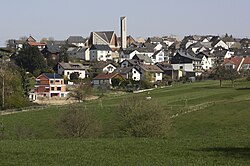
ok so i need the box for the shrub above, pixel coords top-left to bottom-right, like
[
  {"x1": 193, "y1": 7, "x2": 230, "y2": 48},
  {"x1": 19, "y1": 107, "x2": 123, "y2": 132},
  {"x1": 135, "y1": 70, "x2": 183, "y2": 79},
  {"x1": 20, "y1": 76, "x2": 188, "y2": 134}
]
[
  {"x1": 56, "y1": 105, "x2": 101, "y2": 138},
  {"x1": 116, "y1": 96, "x2": 171, "y2": 138}
]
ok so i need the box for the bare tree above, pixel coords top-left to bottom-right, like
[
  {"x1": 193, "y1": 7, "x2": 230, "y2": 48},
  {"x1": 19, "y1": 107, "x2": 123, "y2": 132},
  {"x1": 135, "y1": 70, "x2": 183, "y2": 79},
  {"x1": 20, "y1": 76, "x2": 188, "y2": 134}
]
[{"x1": 57, "y1": 105, "x2": 100, "y2": 138}]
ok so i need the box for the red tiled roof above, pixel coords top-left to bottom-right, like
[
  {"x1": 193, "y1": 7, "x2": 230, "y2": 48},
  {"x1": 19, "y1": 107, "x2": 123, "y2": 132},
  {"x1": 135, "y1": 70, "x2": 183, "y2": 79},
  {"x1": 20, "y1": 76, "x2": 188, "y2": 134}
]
[
  {"x1": 93, "y1": 72, "x2": 122, "y2": 80},
  {"x1": 223, "y1": 57, "x2": 243, "y2": 70},
  {"x1": 242, "y1": 57, "x2": 250, "y2": 64},
  {"x1": 28, "y1": 42, "x2": 46, "y2": 46}
]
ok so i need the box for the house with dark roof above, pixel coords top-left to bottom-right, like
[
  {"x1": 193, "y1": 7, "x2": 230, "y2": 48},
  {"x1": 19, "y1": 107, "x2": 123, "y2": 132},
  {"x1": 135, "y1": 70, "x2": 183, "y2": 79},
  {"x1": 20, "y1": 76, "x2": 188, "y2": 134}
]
[
  {"x1": 67, "y1": 47, "x2": 90, "y2": 61},
  {"x1": 67, "y1": 36, "x2": 88, "y2": 47},
  {"x1": 120, "y1": 59, "x2": 138, "y2": 68},
  {"x1": 58, "y1": 62, "x2": 87, "y2": 79},
  {"x1": 132, "y1": 54, "x2": 153, "y2": 65},
  {"x1": 115, "y1": 67, "x2": 141, "y2": 81},
  {"x1": 92, "y1": 61, "x2": 117, "y2": 74},
  {"x1": 90, "y1": 44, "x2": 112, "y2": 61},
  {"x1": 171, "y1": 51, "x2": 202, "y2": 77},
  {"x1": 156, "y1": 62, "x2": 175, "y2": 79},
  {"x1": 151, "y1": 50, "x2": 165, "y2": 63},
  {"x1": 41, "y1": 43, "x2": 61, "y2": 61},
  {"x1": 34, "y1": 73, "x2": 68, "y2": 99},
  {"x1": 92, "y1": 72, "x2": 124, "y2": 88},
  {"x1": 119, "y1": 49, "x2": 139, "y2": 62}
]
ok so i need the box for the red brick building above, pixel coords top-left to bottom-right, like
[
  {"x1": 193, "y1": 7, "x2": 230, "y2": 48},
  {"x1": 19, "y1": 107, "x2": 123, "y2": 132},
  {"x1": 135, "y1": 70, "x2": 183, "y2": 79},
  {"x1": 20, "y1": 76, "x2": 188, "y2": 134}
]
[{"x1": 34, "y1": 73, "x2": 68, "y2": 98}]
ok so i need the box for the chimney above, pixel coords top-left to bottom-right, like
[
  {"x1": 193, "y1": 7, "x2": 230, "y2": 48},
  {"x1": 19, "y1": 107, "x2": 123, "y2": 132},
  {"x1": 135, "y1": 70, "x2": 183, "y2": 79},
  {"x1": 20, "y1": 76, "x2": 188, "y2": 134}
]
[{"x1": 120, "y1": 16, "x2": 127, "y2": 49}]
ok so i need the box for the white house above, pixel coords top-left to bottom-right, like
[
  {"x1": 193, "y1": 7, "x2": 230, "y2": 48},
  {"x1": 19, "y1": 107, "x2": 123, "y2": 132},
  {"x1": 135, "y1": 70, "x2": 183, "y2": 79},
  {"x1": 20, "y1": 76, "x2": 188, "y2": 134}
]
[
  {"x1": 119, "y1": 49, "x2": 139, "y2": 62},
  {"x1": 212, "y1": 39, "x2": 229, "y2": 50},
  {"x1": 116, "y1": 67, "x2": 141, "y2": 81},
  {"x1": 151, "y1": 50, "x2": 165, "y2": 63},
  {"x1": 58, "y1": 62, "x2": 87, "y2": 79},
  {"x1": 92, "y1": 62, "x2": 117, "y2": 74},
  {"x1": 67, "y1": 36, "x2": 87, "y2": 47},
  {"x1": 90, "y1": 44, "x2": 112, "y2": 61},
  {"x1": 197, "y1": 52, "x2": 212, "y2": 70}
]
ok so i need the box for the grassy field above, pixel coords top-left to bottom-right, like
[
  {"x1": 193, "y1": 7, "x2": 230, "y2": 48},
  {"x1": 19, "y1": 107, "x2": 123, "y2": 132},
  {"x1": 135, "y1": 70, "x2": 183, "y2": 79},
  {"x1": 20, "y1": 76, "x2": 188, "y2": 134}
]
[{"x1": 0, "y1": 80, "x2": 250, "y2": 165}]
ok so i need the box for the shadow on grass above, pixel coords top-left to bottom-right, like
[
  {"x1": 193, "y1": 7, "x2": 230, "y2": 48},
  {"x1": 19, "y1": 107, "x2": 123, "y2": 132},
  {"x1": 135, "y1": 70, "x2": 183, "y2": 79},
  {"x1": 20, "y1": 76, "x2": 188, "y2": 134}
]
[
  {"x1": 236, "y1": 87, "x2": 250, "y2": 90},
  {"x1": 192, "y1": 147, "x2": 250, "y2": 159}
]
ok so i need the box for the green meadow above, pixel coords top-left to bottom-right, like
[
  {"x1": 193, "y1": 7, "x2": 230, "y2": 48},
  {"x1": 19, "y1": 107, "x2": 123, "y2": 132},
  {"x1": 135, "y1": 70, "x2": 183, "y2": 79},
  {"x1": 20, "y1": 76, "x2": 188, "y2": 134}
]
[{"x1": 0, "y1": 80, "x2": 250, "y2": 165}]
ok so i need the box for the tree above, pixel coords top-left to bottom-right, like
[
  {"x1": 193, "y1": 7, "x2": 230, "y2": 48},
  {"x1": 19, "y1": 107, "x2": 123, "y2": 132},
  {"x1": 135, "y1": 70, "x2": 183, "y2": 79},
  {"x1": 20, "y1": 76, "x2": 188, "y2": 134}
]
[
  {"x1": 0, "y1": 60, "x2": 30, "y2": 109},
  {"x1": 225, "y1": 68, "x2": 239, "y2": 87},
  {"x1": 13, "y1": 44, "x2": 47, "y2": 75},
  {"x1": 70, "y1": 72, "x2": 80, "y2": 81},
  {"x1": 69, "y1": 82, "x2": 92, "y2": 102},
  {"x1": 213, "y1": 65, "x2": 227, "y2": 87},
  {"x1": 111, "y1": 77, "x2": 124, "y2": 89},
  {"x1": 56, "y1": 105, "x2": 100, "y2": 138},
  {"x1": 117, "y1": 96, "x2": 171, "y2": 138}
]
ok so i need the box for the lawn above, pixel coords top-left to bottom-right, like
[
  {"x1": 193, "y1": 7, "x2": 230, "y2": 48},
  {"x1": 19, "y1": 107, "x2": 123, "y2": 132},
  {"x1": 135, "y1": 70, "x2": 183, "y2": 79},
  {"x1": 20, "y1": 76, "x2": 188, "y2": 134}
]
[{"x1": 0, "y1": 80, "x2": 250, "y2": 165}]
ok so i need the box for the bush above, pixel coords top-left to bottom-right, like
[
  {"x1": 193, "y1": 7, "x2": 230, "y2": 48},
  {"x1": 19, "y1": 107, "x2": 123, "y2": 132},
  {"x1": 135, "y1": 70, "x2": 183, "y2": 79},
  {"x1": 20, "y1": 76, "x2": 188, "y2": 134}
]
[
  {"x1": 56, "y1": 105, "x2": 101, "y2": 138},
  {"x1": 116, "y1": 96, "x2": 171, "y2": 138}
]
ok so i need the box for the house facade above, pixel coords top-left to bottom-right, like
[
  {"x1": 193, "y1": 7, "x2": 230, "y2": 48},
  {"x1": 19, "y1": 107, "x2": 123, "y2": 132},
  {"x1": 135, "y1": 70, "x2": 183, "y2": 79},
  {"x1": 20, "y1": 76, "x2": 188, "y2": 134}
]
[
  {"x1": 58, "y1": 62, "x2": 87, "y2": 79},
  {"x1": 34, "y1": 73, "x2": 68, "y2": 98},
  {"x1": 92, "y1": 73, "x2": 124, "y2": 88},
  {"x1": 171, "y1": 51, "x2": 202, "y2": 76},
  {"x1": 90, "y1": 45, "x2": 112, "y2": 61}
]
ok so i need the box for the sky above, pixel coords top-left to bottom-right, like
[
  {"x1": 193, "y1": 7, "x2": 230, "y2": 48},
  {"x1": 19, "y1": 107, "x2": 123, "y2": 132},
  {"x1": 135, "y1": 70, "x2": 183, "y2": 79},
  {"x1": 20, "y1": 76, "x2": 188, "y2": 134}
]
[{"x1": 0, "y1": 0, "x2": 250, "y2": 46}]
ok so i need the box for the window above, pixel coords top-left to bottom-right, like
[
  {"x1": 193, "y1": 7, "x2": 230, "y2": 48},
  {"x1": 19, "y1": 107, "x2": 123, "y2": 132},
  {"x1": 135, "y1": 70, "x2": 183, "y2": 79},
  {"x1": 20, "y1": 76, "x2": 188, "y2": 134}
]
[
  {"x1": 51, "y1": 87, "x2": 55, "y2": 91},
  {"x1": 157, "y1": 73, "x2": 161, "y2": 76},
  {"x1": 55, "y1": 80, "x2": 60, "y2": 83},
  {"x1": 134, "y1": 71, "x2": 136, "y2": 74},
  {"x1": 50, "y1": 80, "x2": 54, "y2": 84},
  {"x1": 134, "y1": 77, "x2": 136, "y2": 80},
  {"x1": 180, "y1": 66, "x2": 183, "y2": 69},
  {"x1": 57, "y1": 87, "x2": 61, "y2": 91}
]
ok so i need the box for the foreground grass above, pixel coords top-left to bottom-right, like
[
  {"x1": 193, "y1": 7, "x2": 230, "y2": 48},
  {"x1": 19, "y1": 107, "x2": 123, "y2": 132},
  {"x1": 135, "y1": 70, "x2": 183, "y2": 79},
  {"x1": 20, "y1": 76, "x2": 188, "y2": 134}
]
[{"x1": 0, "y1": 80, "x2": 250, "y2": 165}]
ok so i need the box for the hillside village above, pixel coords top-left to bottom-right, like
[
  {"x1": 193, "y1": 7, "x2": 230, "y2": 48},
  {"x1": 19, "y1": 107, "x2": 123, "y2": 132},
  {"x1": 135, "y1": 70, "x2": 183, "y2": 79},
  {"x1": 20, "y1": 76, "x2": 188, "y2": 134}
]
[{"x1": 1, "y1": 17, "x2": 250, "y2": 103}]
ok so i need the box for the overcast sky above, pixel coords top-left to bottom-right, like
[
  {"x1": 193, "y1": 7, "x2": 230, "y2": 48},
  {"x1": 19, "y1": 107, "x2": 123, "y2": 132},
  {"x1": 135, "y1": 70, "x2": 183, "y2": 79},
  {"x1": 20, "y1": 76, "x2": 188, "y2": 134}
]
[{"x1": 0, "y1": 0, "x2": 250, "y2": 46}]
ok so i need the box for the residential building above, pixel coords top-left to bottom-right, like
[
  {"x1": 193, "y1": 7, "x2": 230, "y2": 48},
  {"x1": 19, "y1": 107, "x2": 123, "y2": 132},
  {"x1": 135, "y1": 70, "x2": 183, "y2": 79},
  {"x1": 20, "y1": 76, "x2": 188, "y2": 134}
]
[
  {"x1": 90, "y1": 44, "x2": 112, "y2": 61},
  {"x1": 92, "y1": 62, "x2": 117, "y2": 74},
  {"x1": 67, "y1": 36, "x2": 88, "y2": 47},
  {"x1": 92, "y1": 73, "x2": 124, "y2": 88},
  {"x1": 136, "y1": 64, "x2": 163, "y2": 82},
  {"x1": 171, "y1": 51, "x2": 202, "y2": 77},
  {"x1": 58, "y1": 62, "x2": 87, "y2": 79},
  {"x1": 34, "y1": 73, "x2": 68, "y2": 98}
]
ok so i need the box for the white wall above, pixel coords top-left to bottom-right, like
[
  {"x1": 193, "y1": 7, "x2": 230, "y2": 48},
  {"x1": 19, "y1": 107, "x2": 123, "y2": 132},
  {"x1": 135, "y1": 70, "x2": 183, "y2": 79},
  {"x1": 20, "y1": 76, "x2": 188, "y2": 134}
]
[
  {"x1": 90, "y1": 50, "x2": 112, "y2": 61},
  {"x1": 155, "y1": 73, "x2": 163, "y2": 81},
  {"x1": 103, "y1": 64, "x2": 117, "y2": 73},
  {"x1": 58, "y1": 65, "x2": 86, "y2": 79},
  {"x1": 132, "y1": 68, "x2": 141, "y2": 81},
  {"x1": 172, "y1": 64, "x2": 194, "y2": 72}
]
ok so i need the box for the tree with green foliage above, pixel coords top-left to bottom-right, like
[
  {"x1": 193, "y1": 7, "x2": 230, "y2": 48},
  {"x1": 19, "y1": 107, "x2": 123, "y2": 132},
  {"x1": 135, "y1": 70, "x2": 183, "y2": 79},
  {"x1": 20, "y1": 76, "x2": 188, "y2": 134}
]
[
  {"x1": 117, "y1": 96, "x2": 171, "y2": 138},
  {"x1": 70, "y1": 72, "x2": 80, "y2": 81},
  {"x1": 13, "y1": 44, "x2": 47, "y2": 75},
  {"x1": 0, "y1": 61, "x2": 30, "y2": 109}
]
